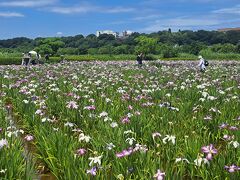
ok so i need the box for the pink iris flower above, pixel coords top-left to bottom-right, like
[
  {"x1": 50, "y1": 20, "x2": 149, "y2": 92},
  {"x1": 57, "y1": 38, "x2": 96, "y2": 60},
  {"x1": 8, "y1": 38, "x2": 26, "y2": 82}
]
[
  {"x1": 66, "y1": 101, "x2": 79, "y2": 109},
  {"x1": 121, "y1": 116, "x2": 130, "y2": 124},
  {"x1": 24, "y1": 135, "x2": 34, "y2": 141},
  {"x1": 116, "y1": 148, "x2": 133, "y2": 158},
  {"x1": 76, "y1": 148, "x2": 87, "y2": 156},
  {"x1": 224, "y1": 164, "x2": 240, "y2": 173},
  {"x1": 201, "y1": 144, "x2": 218, "y2": 160},
  {"x1": 153, "y1": 169, "x2": 165, "y2": 180}
]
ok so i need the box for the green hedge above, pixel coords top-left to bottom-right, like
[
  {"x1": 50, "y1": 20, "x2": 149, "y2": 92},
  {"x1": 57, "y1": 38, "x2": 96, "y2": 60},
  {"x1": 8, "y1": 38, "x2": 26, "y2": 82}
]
[
  {"x1": 0, "y1": 57, "x2": 21, "y2": 65},
  {"x1": 65, "y1": 54, "x2": 137, "y2": 61},
  {"x1": 1, "y1": 53, "x2": 240, "y2": 65},
  {"x1": 200, "y1": 50, "x2": 240, "y2": 60}
]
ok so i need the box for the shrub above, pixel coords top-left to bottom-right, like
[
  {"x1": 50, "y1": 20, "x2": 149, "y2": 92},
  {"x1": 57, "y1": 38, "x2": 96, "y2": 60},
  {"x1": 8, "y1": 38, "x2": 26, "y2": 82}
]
[
  {"x1": 200, "y1": 49, "x2": 240, "y2": 60},
  {"x1": 162, "y1": 47, "x2": 178, "y2": 58},
  {"x1": 0, "y1": 57, "x2": 21, "y2": 65}
]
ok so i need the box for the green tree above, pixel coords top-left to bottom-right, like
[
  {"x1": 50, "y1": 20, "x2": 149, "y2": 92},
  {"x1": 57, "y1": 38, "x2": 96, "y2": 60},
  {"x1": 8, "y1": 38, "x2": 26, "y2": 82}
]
[
  {"x1": 134, "y1": 36, "x2": 157, "y2": 54},
  {"x1": 161, "y1": 44, "x2": 179, "y2": 58},
  {"x1": 35, "y1": 38, "x2": 65, "y2": 55},
  {"x1": 219, "y1": 43, "x2": 237, "y2": 53},
  {"x1": 210, "y1": 44, "x2": 223, "y2": 53},
  {"x1": 226, "y1": 31, "x2": 240, "y2": 44},
  {"x1": 113, "y1": 45, "x2": 129, "y2": 54},
  {"x1": 189, "y1": 42, "x2": 207, "y2": 55},
  {"x1": 88, "y1": 48, "x2": 99, "y2": 55},
  {"x1": 236, "y1": 42, "x2": 240, "y2": 53},
  {"x1": 98, "y1": 45, "x2": 114, "y2": 54},
  {"x1": 49, "y1": 41, "x2": 65, "y2": 52},
  {"x1": 57, "y1": 48, "x2": 78, "y2": 55},
  {"x1": 34, "y1": 44, "x2": 53, "y2": 55}
]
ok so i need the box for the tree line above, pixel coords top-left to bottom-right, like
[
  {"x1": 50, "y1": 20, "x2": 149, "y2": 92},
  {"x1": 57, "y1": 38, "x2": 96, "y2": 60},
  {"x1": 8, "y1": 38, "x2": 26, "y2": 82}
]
[{"x1": 0, "y1": 29, "x2": 240, "y2": 58}]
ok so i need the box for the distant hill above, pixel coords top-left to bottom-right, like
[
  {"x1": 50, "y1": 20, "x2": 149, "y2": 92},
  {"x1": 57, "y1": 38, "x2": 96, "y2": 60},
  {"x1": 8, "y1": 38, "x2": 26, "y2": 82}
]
[{"x1": 0, "y1": 29, "x2": 240, "y2": 56}]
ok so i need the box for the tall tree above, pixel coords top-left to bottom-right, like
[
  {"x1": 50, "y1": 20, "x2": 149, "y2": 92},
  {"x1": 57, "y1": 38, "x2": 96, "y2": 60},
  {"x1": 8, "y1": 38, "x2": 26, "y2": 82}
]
[{"x1": 135, "y1": 36, "x2": 157, "y2": 54}]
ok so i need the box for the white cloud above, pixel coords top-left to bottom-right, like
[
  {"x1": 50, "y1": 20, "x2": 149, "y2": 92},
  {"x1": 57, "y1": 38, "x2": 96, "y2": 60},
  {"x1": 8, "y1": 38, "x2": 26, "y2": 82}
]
[
  {"x1": 212, "y1": 5, "x2": 240, "y2": 14},
  {"x1": 141, "y1": 16, "x2": 221, "y2": 32},
  {"x1": 49, "y1": 6, "x2": 95, "y2": 14},
  {"x1": 0, "y1": 1, "x2": 135, "y2": 15},
  {"x1": 106, "y1": 20, "x2": 130, "y2": 25},
  {"x1": 56, "y1": 32, "x2": 63, "y2": 35},
  {"x1": 48, "y1": 4, "x2": 135, "y2": 14},
  {"x1": 0, "y1": 12, "x2": 24, "y2": 17},
  {"x1": 104, "y1": 7, "x2": 135, "y2": 13},
  {"x1": 0, "y1": 0, "x2": 57, "y2": 7},
  {"x1": 132, "y1": 14, "x2": 161, "y2": 21},
  {"x1": 166, "y1": 17, "x2": 220, "y2": 26},
  {"x1": 143, "y1": 0, "x2": 218, "y2": 4}
]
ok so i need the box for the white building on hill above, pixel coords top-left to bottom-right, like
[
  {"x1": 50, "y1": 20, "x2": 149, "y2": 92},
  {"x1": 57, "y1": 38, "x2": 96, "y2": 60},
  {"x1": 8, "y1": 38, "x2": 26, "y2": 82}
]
[
  {"x1": 96, "y1": 30, "x2": 118, "y2": 37},
  {"x1": 122, "y1": 30, "x2": 133, "y2": 37},
  {"x1": 96, "y1": 30, "x2": 134, "y2": 38}
]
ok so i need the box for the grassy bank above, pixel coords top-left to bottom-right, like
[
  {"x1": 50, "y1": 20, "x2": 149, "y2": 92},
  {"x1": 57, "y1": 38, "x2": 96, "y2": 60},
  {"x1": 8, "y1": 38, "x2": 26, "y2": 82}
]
[
  {"x1": 1, "y1": 53, "x2": 240, "y2": 65},
  {"x1": 200, "y1": 50, "x2": 240, "y2": 60},
  {"x1": 0, "y1": 57, "x2": 21, "y2": 65}
]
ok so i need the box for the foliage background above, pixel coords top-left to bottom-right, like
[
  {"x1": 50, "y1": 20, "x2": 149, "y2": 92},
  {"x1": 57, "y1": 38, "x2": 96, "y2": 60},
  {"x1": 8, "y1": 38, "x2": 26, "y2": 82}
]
[{"x1": 0, "y1": 29, "x2": 240, "y2": 63}]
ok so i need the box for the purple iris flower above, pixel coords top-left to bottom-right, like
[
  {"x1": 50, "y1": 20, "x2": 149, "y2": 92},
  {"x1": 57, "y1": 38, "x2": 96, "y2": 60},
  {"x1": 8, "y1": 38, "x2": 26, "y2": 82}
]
[
  {"x1": 116, "y1": 148, "x2": 133, "y2": 158},
  {"x1": 86, "y1": 166, "x2": 97, "y2": 176},
  {"x1": 224, "y1": 164, "x2": 240, "y2": 173},
  {"x1": 201, "y1": 144, "x2": 218, "y2": 160}
]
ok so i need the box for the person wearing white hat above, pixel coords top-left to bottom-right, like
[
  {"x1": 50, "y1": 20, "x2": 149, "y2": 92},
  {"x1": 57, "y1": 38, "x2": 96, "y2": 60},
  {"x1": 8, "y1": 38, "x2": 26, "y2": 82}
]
[
  {"x1": 28, "y1": 50, "x2": 41, "y2": 65},
  {"x1": 198, "y1": 55, "x2": 206, "y2": 72},
  {"x1": 21, "y1": 53, "x2": 31, "y2": 68}
]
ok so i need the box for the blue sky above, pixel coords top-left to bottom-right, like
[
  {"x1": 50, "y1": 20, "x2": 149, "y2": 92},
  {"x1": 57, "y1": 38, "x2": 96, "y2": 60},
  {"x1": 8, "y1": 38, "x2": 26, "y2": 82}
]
[{"x1": 0, "y1": 0, "x2": 240, "y2": 39}]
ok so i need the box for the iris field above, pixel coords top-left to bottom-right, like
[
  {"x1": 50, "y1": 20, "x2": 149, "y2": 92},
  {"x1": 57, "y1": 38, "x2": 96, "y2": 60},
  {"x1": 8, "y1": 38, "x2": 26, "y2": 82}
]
[{"x1": 0, "y1": 60, "x2": 239, "y2": 179}]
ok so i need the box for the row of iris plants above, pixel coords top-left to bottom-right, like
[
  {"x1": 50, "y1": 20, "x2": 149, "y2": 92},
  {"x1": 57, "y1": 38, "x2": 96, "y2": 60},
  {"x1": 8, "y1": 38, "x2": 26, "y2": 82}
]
[
  {"x1": 0, "y1": 60, "x2": 239, "y2": 179},
  {"x1": 0, "y1": 99, "x2": 36, "y2": 179}
]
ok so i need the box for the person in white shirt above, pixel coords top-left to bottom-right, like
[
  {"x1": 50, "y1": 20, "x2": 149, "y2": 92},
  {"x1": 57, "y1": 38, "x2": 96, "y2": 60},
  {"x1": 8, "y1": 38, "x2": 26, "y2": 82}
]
[
  {"x1": 21, "y1": 53, "x2": 31, "y2": 69},
  {"x1": 198, "y1": 55, "x2": 206, "y2": 72}
]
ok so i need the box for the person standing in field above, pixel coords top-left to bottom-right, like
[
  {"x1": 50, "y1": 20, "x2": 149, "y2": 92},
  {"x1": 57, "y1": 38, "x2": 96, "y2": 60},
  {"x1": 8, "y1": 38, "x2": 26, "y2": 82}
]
[
  {"x1": 198, "y1": 55, "x2": 207, "y2": 72},
  {"x1": 60, "y1": 55, "x2": 66, "y2": 62},
  {"x1": 137, "y1": 52, "x2": 143, "y2": 65},
  {"x1": 45, "y1": 54, "x2": 49, "y2": 62},
  {"x1": 21, "y1": 53, "x2": 32, "y2": 69}
]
